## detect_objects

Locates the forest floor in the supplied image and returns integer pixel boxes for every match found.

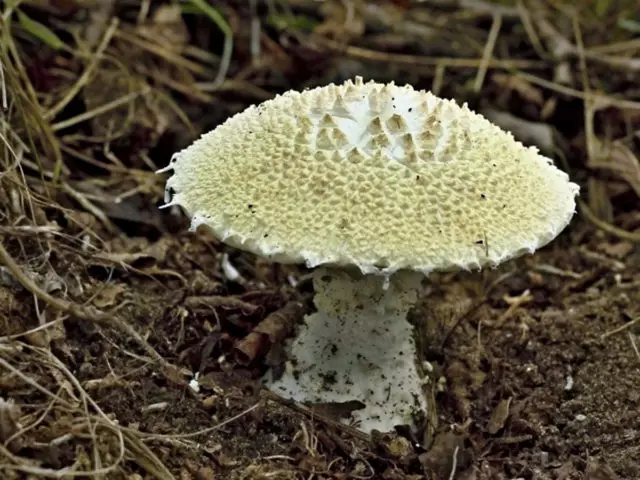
[1,1,639,479]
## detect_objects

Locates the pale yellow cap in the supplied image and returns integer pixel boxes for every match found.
[161,77,579,275]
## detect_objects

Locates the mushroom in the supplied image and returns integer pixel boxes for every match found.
[159,77,579,433]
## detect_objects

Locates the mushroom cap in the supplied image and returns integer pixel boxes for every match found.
[162,77,579,275]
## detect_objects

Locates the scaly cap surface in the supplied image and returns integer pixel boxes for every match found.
[161,77,579,275]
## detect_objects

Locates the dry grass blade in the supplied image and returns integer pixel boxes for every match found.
[314,34,547,70]
[123,432,176,480]
[1,12,62,180]
[601,316,640,339]
[44,18,119,121]
[0,241,166,363]
[0,351,126,478]
[187,0,233,89]
[578,199,640,243]
[473,12,502,92]
[588,140,640,198]
[134,402,261,442]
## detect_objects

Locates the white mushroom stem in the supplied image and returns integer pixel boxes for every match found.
[263,267,429,433]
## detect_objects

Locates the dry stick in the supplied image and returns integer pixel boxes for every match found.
[578,199,640,243]
[629,332,640,362]
[516,0,548,61]
[535,12,640,72]
[573,14,595,161]
[588,37,640,55]
[122,431,176,480]
[51,88,149,132]
[514,71,640,111]
[61,183,117,233]
[260,390,370,443]
[0,240,165,363]
[572,11,608,230]
[46,349,127,477]
[136,0,152,24]
[2,388,60,448]
[431,64,446,96]
[473,12,502,93]
[448,445,460,480]
[0,56,7,110]
[0,317,65,342]
[313,35,547,70]
[601,316,640,340]
[114,29,214,77]
[0,356,75,410]
[249,0,261,64]
[133,63,214,103]
[135,402,261,441]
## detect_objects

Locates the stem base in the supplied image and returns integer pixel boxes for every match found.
[263,267,428,433]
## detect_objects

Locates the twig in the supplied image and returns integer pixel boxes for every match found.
[313,35,547,70]
[0,318,65,342]
[629,332,640,363]
[260,390,370,443]
[516,1,547,60]
[114,28,215,77]
[473,13,502,92]
[537,14,640,72]
[601,316,640,340]
[578,200,640,243]
[137,402,261,441]
[431,64,446,96]
[61,183,117,233]
[448,445,460,480]
[533,263,583,279]
[0,56,6,110]
[514,71,640,111]
[51,88,149,132]
[422,0,519,18]
[0,356,75,409]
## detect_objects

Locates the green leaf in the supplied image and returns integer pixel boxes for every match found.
[618,18,640,34]
[594,0,610,17]
[16,9,64,50]
[186,0,231,35]
[266,13,319,32]
[180,4,202,15]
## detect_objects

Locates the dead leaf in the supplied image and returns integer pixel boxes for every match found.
[492,73,544,105]
[419,431,467,479]
[234,301,304,365]
[24,329,53,348]
[487,397,512,434]
[92,283,126,308]
[137,4,189,52]
[185,295,260,316]
[596,241,634,259]
[308,400,366,421]
[586,459,621,480]
[371,431,414,459]
[589,139,640,198]
[316,1,365,41]
[0,397,21,452]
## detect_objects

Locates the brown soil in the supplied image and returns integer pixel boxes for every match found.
[1,1,639,479]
